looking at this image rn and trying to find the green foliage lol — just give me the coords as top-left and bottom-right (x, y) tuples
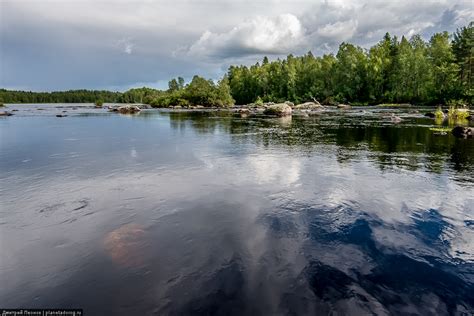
(0, 89), (122, 103)
(95, 100), (104, 107)
(452, 22), (473, 103)
(117, 87), (162, 104)
(226, 23), (472, 106)
(149, 76), (234, 108)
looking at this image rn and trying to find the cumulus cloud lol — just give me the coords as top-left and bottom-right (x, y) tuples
(316, 19), (359, 42)
(184, 14), (305, 58)
(0, 0), (472, 90)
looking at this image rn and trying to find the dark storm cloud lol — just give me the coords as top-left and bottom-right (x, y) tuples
(0, 0), (471, 91)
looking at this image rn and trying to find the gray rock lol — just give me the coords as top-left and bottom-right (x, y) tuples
(117, 105), (141, 114)
(452, 126), (473, 138)
(263, 103), (292, 117)
(294, 102), (323, 110)
(0, 111), (13, 116)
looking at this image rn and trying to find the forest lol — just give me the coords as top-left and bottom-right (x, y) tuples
(1, 23), (472, 107)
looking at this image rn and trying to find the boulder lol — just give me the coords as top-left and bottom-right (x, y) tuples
(452, 126), (473, 138)
(263, 103), (292, 117)
(285, 101), (295, 107)
(238, 108), (251, 117)
(294, 102), (324, 110)
(0, 111), (13, 116)
(337, 104), (351, 109)
(117, 105), (141, 114)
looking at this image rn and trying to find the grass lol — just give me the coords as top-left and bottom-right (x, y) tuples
(429, 127), (451, 132)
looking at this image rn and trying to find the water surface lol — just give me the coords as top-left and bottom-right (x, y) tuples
(1, 104), (473, 315)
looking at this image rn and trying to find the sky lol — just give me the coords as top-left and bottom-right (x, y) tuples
(0, 0), (472, 91)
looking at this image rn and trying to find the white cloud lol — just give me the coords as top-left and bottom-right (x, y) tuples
(116, 38), (135, 54)
(1, 0), (472, 90)
(316, 19), (358, 42)
(185, 14), (305, 58)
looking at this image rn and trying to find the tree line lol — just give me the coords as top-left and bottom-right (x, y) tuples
(0, 89), (122, 104)
(1, 23), (472, 107)
(227, 23), (472, 105)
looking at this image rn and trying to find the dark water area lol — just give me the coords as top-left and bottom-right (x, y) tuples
(1, 104), (473, 315)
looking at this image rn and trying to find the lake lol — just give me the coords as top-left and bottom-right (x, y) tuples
(1, 104), (473, 315)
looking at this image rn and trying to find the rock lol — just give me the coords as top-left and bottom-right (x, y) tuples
(337, 104), (351, 109)
(0, 111), (13, 116)
(117, 105), (141, 114)
(285, 101), (295, 107)
(195, 105), (205, 109)
(425, 112), (435, 118)
(238, 108), (251, 118)
(390, 113), (402, 123)
(56, 114), (67, 117)
(452, 126), (473, 138)
(12, 109), (18, 112)
(294, 102), (324, 110)
(263, 103), (292, 117)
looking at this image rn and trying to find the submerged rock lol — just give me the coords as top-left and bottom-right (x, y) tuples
(55, 114), (67, 117)
(390, 113), (402, 123)
(263, 103), (292, 117)
(294, 102), (324, 110)
(104, 223), (147, 268)
(238, 108), (251, 118)
(0, 111), (13, 116)
(452, 126), (473, 138)
(425, 112), (435, 118)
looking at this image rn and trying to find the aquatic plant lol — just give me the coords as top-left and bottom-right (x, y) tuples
(254, 96), (264, 106)
(434, 107), (445, 119)
(447, 106), (470, 120)
(429, 127), (451, 132)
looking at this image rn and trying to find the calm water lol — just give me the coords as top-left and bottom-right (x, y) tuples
(1, 104), (473, 315)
